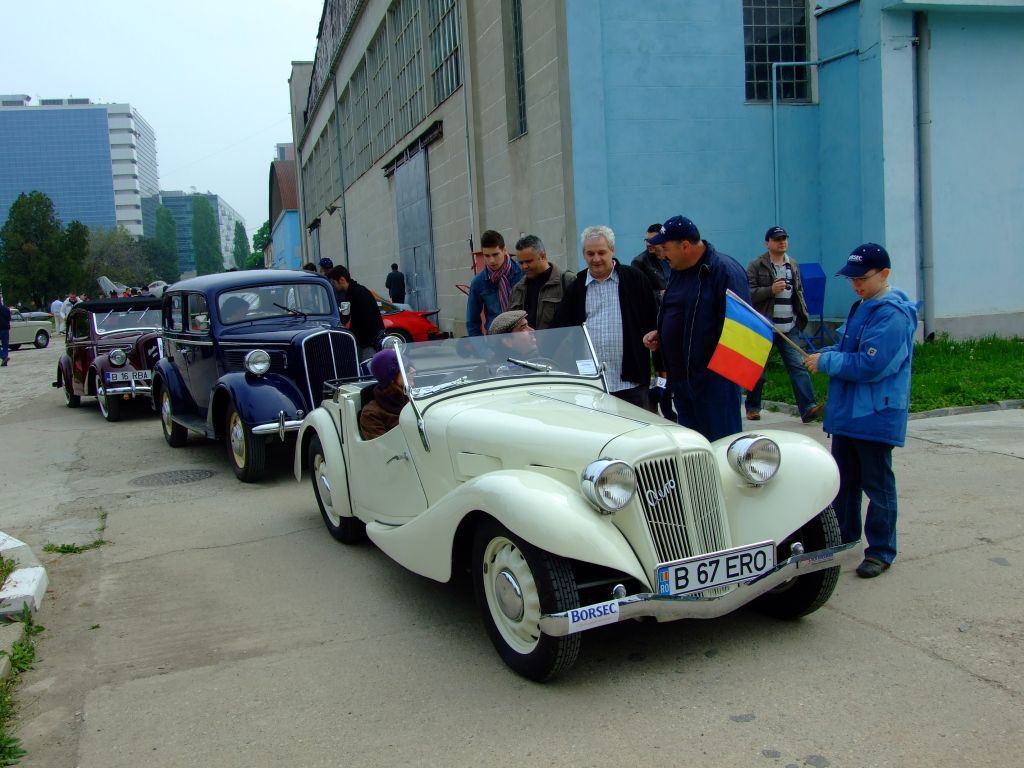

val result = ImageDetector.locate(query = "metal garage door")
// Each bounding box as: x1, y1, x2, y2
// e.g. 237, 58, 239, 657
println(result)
394, 149, 437, 311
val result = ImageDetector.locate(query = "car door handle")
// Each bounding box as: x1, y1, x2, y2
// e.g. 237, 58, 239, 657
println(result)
386, 452, 409, 464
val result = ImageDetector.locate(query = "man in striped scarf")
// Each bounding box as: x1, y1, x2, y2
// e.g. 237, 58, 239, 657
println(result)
465, 229, 523, 336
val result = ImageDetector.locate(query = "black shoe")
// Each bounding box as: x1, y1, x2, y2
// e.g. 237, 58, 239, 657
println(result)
801, 403, 825, 423
1, 358, 7, 367
856, 557, 890, 578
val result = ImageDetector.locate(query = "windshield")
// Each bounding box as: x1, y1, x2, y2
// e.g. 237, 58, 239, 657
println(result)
217, 283, 334, 325
400, 326, 603, 400
92, 307, 160, 334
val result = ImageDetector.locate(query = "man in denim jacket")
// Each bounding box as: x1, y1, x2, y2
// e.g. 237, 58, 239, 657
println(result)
805, 243, 917, 579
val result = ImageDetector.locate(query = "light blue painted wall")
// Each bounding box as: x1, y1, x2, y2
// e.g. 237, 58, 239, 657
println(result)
926, 12, 1024, 319
564, 0, 822, 271
271, 211, 302, 271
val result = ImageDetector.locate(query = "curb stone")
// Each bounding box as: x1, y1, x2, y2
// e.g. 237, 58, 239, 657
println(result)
762, 398, 1023, 422
0, 532, 47, 684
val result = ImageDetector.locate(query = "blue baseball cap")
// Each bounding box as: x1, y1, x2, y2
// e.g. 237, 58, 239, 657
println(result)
647, 215, 700, 245
318, 257, 334, 269
837, 243, 890, 278
765, 226, 788, 240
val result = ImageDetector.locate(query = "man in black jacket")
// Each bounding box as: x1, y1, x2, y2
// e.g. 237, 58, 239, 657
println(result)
631, 223, 671, 299
552, 225, 659, 410
0, 295, 11, 366
327, 265, 384, 361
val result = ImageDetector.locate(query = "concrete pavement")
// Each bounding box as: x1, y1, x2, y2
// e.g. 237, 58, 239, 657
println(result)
1, 340, 1021, 767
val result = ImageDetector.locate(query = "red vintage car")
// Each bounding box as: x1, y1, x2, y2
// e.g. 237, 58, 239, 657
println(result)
377, 299, 446, 344
54, 297, 163, 421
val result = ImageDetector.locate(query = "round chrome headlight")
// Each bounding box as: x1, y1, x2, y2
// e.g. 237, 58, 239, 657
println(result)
727, 435, 781, 485
581, 459, 636, 514
244, 349, 271, 375
108, 348, 127, 366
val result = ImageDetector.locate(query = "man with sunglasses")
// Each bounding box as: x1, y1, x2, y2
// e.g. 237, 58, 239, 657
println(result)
804, 243, 918, 579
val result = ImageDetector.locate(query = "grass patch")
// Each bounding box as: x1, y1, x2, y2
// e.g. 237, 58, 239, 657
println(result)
0, 606, 44, 766
41, 541, 106, 555
760, 335, 1024, 413
0, 559, 13, 590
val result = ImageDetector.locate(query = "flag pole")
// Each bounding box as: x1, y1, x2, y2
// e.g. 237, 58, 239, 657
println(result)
773, 325, 811, 358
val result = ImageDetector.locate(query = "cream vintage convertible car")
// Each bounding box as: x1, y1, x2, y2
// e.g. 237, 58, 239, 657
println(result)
294, 326, 855, 681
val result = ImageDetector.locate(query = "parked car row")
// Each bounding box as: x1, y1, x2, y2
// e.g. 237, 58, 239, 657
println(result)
51, 271, 854, 681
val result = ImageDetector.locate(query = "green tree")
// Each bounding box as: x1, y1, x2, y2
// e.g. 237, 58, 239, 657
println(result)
140, 238, 179, 284
0, 191, 73, 306
63, 220, 91, 295
231, 221, 251, 270
192, 196, 223, 275
86, 227, 154, 288
154, 206, 180, 281
247, 219, 270, 270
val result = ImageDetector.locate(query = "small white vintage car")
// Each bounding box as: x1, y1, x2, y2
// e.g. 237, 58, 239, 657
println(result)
295, 326, 855, 681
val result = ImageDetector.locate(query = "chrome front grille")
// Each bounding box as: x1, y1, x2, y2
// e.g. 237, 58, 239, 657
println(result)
302, 330, 359, 407
634, 451, 731, 564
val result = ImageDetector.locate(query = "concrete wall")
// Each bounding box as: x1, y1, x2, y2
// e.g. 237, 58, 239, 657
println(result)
925, 11, 1024, 337
564, 0, 823, 276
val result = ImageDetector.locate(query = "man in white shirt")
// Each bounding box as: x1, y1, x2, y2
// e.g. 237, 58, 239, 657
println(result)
51, 297, 65, 333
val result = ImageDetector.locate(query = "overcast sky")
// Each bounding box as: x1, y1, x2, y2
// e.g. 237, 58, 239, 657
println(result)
1, 0, 323, 243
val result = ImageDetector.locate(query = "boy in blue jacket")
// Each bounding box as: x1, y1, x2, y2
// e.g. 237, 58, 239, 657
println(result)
804, 244, 917, 579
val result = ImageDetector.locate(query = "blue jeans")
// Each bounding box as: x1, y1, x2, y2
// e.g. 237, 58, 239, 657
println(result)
0, 329, 8, 361
831, 434, 898, 565
673, 373, 742, 442
745, 327, 817, 416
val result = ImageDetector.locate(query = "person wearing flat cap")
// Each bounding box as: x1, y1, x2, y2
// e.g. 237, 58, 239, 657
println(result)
642, 215, 750, 441
471, 310, 540, 377
359, 348, 409, 440
804, 243, 917, 579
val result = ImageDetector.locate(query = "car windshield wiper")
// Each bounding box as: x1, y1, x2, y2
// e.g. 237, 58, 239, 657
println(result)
411, 376, 470, 397
506, 357, 552, 372
273, 302, 307, 319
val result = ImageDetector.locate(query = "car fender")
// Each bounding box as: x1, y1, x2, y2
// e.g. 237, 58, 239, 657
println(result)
153, 358, 196, 413
712, 429, 840, 545
210, 372, 307, 432
55, 354, 74, 390
293, 409, 354, 520
366, 470, 650, 587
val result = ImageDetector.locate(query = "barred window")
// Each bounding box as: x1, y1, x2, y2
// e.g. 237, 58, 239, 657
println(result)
502, 0, 527, 139
390, 0, 425, 139
351, 61, 371, 177
367, 23, 395, 162
338, 86, 356, 188
743, 0, 810, 102
427, 0, 461, 106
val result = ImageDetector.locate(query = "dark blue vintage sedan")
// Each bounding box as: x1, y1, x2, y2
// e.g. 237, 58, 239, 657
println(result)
153, 270, 359, 482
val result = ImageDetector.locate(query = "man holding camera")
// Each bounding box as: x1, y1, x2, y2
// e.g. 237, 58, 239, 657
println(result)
744, 226, 824, 423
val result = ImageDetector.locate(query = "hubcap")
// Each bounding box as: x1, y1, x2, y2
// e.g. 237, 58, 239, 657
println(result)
229, 412, 246, 467
161, 393, 173, 432
482, 536, 541, 653
313, 454, 337, 523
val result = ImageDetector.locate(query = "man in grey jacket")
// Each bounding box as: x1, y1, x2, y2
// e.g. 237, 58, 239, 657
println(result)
508, 234, 575, 330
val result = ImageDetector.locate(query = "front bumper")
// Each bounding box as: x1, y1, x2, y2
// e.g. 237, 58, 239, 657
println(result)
538, 541, 859, 637
100, 380, 153, 398
251, 411, 303, 439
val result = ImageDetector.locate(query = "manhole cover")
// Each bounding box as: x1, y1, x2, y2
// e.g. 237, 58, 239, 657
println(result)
130, 469, 216, 487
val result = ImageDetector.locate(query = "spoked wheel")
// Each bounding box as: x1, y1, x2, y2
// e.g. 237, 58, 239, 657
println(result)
97, 388, 122, 422
473, 520, 581, 681
753, 505, 842, 619
226, 402, 265, 482
159, 387, 187, 447
309, 434, 364, 543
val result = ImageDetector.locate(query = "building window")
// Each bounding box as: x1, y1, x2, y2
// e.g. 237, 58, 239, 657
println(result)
390, 0, 425, 139
743, 0, 810, 102
367, 22, 395, 162
351, 61, 371, 176
427, 0, 461, 106
502, 0, 527, 139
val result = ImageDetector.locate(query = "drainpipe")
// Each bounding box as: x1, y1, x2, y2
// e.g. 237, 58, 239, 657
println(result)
331, 77, 351, 269
914, 13, 935, 337
771, 49, 859, 224
459, 0, 478, 260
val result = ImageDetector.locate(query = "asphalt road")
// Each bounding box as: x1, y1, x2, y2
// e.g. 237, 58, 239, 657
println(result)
2, 340, 1021, 767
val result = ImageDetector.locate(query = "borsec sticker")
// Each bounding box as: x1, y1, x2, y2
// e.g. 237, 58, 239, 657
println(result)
566, 599, 620, 633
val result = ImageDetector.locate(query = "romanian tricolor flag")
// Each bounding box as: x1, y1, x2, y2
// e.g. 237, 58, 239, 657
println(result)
707, 289, 774, 390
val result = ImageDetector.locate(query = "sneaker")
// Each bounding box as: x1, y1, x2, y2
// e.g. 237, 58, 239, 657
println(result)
745, 410, 760, 421
801, 403, 825, 423
856, 557, 891, 578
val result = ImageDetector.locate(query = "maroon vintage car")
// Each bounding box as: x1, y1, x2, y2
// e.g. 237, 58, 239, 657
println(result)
54, 297, 163, 421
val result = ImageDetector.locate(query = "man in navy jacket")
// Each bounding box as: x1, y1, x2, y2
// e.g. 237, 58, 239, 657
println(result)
643, 215, 750, 441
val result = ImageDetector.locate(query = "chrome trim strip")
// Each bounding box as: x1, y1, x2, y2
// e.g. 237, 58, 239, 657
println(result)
99, 386, 153, 396
252, 420, 303, 435
538, 542, 859, 637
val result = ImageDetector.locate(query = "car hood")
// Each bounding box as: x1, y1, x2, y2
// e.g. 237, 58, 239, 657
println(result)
429, 384, 709, 477
215, 322, 338, 345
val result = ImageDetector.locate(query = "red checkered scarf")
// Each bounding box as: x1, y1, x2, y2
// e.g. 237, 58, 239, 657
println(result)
487, 257, 514, 312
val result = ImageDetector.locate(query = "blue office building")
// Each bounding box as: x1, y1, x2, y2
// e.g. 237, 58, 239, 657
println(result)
0, 100, 116, 231
0, 95, 160, 238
